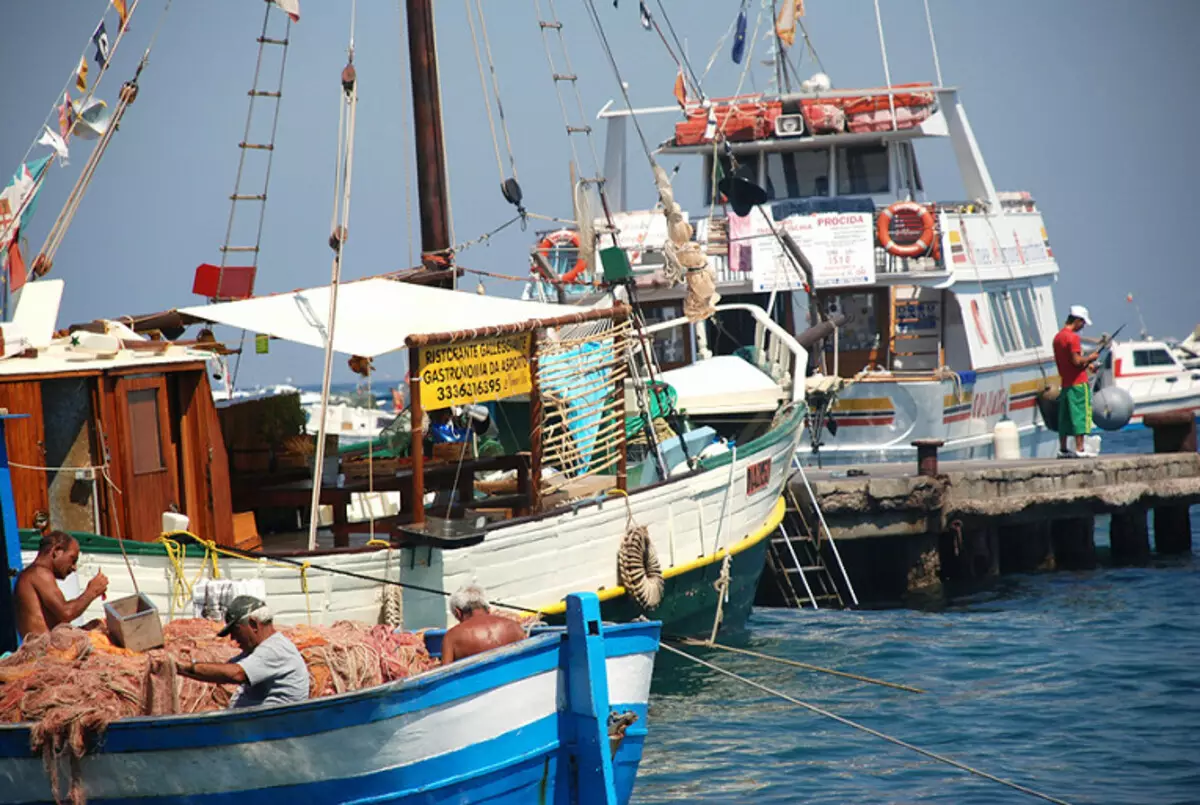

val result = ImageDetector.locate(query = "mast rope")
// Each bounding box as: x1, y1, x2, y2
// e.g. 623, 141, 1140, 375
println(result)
463, 0, 506, 188
661, 642, 1076, 805
651, 0, 705, 99
307, 0, 359, 552
467, 0, 519, 184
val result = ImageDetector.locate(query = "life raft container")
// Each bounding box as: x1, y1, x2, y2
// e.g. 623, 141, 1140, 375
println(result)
877, 201, 936, 258
617, 524, 664, 610
537, 229, 587, 283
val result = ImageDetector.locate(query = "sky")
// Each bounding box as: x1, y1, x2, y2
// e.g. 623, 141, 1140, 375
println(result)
1, 0, 1197, 387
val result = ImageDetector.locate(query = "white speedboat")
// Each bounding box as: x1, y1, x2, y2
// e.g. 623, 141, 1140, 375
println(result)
1096, 338, 1200, 425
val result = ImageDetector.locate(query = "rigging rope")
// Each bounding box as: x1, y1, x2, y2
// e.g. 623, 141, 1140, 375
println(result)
308, 3, 359, 552
652, 0, 704, 100
463, 0, 506, 186
661, 642, 1075, 805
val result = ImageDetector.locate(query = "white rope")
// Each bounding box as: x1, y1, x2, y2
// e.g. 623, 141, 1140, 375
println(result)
9, 461, 109, 473
308, 8, 358, 552
922, 0, 945, 87
872, 0, 898, 131
463, 0, 505, 184
473, 0, 518, 182
707, 551, 732, 645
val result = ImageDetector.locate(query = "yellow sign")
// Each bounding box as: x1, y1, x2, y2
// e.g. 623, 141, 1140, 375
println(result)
418, 333, 532, 409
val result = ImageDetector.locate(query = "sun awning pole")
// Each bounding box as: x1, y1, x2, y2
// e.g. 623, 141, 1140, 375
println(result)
307, 14, 359, 552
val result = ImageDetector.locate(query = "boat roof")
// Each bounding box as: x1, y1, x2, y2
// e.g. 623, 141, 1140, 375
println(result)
658, 355, 785, 415
0, 338, 212, 377
179, 277, 596, 357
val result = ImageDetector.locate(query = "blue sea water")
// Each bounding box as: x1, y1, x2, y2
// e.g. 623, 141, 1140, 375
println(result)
636, 429, 1200, 804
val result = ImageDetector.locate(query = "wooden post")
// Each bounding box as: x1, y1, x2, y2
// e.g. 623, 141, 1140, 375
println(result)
528, 331, 542, 513
409, 347, 425, 526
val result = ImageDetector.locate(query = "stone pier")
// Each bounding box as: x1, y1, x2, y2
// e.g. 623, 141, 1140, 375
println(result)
784, 452, 1200, 604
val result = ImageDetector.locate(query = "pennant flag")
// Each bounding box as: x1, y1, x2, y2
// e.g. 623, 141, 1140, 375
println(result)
37, 126, 69, 164
1126, 293, 1134, 303
57, 93, 72, 138
255, 333, 270, 354
75, 56, 88, 93
732, 8, 748, 64
0, 156, 51, 253
639, 1, 652, 30
673, 68, 687, 109
113, 0, 130, 31
272, 0, 300, 22
92, 21, 110, 68
7, 229, 27, 293
775, 0, 804, 48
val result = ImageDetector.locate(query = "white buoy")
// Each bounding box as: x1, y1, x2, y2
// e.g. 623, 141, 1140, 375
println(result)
993, 419, 1020, 460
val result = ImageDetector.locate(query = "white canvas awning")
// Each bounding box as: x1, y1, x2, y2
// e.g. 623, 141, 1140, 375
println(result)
178, 277, 589, 357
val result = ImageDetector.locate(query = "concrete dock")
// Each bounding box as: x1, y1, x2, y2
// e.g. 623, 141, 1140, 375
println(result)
764, 442, 1200, 605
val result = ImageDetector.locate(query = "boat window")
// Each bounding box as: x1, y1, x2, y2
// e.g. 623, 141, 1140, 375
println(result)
1010, 288, 1043, 349
1133, 349, 1176, 368
128, 388, 165, 474
641, 303, 691, 370
986, 291, 1019, 354
836, 145, 889, 195
764, 150, 830, 200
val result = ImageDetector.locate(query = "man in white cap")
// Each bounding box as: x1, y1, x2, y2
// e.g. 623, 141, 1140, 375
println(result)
1052, 305, 1101, 458
175, 595, 310, 709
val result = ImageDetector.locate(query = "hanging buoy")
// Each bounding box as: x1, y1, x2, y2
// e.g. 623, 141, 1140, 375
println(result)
537, 229, 587, 282
877, 201, 935, 258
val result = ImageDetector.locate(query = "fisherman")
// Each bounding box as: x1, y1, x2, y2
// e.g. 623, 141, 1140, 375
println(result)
1053, 304, 1101, 458
13, 531, 108, 640
441, 584, 526, 665
175, 595, 310, 709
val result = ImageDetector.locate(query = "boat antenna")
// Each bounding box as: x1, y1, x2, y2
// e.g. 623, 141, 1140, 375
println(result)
307, 1, 360, 552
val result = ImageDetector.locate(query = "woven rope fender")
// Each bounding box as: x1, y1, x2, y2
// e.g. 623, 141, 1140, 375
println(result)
618, 523, 664, 610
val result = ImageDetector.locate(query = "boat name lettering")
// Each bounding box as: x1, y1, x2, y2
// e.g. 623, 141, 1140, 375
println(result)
746, 458, 772, 496
971, 388, 1008, 419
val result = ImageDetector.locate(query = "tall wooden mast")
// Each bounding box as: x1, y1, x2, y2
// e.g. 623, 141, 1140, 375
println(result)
404, 0, 453, 273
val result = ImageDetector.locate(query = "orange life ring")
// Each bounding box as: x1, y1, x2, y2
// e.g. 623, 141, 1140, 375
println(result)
537, 229, 587, 283
877, 201, 935, 258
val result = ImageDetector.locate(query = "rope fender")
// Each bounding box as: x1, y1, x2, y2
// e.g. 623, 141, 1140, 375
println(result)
617, 524, 664, 610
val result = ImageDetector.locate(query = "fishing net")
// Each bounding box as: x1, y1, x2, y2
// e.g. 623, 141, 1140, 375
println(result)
0, 620, 439, 805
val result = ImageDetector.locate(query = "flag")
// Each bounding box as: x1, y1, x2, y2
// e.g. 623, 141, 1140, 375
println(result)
0, 156, 51, 253
255, 333, 270, 354
92, 21, 110, 68
113, 0, 129, 31
1126, 294, 1134, 303
673, 68, 687, 109
38, 126, 69, 164
57, 93, 72, 138
75, 56, 88, 92
638, 1, 651, 29
6, 229, 26, 293
272, 0, 300, 22
775, 0, 804, 48
732, 8, 748, 64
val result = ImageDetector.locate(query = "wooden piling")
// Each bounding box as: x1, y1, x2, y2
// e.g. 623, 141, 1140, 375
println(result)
1109, 506, 1150, 562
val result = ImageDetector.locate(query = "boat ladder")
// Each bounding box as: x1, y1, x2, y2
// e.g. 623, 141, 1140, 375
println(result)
212, 1, 293, 301
766, 456, 859, 609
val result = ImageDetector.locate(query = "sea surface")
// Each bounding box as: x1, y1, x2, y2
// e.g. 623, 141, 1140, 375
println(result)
635, 428, 1200, 805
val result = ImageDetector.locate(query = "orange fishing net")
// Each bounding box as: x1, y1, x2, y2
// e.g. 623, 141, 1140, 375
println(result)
0, 619, 439, 805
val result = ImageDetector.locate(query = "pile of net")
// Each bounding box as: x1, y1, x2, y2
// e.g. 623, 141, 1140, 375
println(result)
0, 619, 439, 804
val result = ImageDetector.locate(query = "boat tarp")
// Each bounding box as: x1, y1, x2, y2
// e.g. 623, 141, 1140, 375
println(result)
178, 277, 587, 358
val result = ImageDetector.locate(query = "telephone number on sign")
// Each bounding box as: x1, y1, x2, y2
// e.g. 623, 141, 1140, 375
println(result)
432, 378, 504, 402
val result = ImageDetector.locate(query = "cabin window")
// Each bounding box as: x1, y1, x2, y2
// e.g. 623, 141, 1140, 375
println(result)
1133, 349, 1176, 368
764, 150, 830, 200
1010, 288, 1043, 349
128, 388, 165, 474
986, 291, 1019, 354
836, 145, 889, 195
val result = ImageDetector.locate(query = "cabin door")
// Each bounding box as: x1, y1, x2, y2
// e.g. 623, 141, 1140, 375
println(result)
116, 374, 181, 541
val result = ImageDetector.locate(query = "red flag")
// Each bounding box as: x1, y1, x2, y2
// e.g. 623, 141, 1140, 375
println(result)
7, 229, 26, 292
673, 69, 687, 109
1126, 293, 1134, 303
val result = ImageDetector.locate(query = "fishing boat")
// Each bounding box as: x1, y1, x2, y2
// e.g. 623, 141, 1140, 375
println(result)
530, 7, 1072, 467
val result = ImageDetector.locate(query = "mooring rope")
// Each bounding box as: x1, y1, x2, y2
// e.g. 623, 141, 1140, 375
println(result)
661, 642, 1074, 805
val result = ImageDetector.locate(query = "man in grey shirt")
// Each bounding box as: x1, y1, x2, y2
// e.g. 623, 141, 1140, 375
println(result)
175, 595, 310, 709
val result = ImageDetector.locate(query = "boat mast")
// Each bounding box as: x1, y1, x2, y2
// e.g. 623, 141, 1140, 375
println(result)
404, 0, 453, 274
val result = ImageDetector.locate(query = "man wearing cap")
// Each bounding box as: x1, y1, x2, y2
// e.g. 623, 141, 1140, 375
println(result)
1052, 305, 1101, 458
176, 595, 310, 709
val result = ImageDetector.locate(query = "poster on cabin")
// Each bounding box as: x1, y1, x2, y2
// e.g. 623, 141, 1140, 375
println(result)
749, 211, 875, 291
941, 212, 1053, 269
417, 333, 532, 409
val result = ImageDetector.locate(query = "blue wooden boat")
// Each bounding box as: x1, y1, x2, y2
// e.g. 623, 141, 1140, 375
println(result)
0, 596, 660, 804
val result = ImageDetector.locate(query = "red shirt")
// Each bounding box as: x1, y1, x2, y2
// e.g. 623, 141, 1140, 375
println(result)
1053, 327, 1086, 387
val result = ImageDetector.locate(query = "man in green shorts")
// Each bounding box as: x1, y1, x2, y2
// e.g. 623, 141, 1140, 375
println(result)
1052, 305, 1100, 458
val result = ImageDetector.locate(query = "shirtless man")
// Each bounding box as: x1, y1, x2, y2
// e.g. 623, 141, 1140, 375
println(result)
13, 531, 108, 639
441, 584, 526, 665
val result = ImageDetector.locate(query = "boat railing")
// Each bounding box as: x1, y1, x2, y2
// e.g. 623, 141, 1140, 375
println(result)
639, 303, 806, 404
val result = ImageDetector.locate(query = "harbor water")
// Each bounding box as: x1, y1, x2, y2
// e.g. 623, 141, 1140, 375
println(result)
636, 428, 1200, 804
